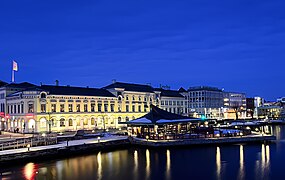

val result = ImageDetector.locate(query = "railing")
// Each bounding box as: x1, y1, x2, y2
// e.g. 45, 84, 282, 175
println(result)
0, 134, 57, 151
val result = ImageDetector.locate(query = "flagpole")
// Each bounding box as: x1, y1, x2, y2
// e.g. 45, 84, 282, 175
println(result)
12, 69, 14, 83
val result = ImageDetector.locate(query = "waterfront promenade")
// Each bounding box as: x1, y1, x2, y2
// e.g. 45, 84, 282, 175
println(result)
0, 136, 128, 156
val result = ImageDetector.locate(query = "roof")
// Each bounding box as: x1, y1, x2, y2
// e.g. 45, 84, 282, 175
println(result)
178, 87, 187, 92
0, 80, 8, 87
188, 86, 223, 92
3, 82, 36, 89
40, 85, 116, 97
103, 82, 154, 93
154, 88, 184, 98
123, 105, 200, 125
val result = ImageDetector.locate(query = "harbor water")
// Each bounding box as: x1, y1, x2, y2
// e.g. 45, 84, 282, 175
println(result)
1, 125, 285, 180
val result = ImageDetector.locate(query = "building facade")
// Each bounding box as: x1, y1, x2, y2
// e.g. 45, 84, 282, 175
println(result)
187, 86, 224, 119
155, 88, 188, 115
5, 84, 149, 133
223, 92, 246, 119
0, 82, 36, 130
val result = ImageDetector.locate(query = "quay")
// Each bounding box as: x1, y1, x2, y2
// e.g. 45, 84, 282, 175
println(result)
0, 136, 129, 165
0, 133, 276, 165
130, 134, 276, 147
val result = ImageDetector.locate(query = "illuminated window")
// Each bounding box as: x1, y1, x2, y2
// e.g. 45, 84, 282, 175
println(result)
91, 117, 95, 125
69, 119, 73, 126
83, 118, 88, 125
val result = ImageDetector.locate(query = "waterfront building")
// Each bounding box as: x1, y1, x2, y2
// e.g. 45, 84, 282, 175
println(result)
125, 105, 200, 140
155, 87, 188, 116
187, 86, 224, 119
5, 83, 150, 133
246, 98, 255, 118
223, 92, 246, 119
257, 105, 281, 119
103, 81, 158, 115
254, 97, 264, 118
0, 82, 36, 130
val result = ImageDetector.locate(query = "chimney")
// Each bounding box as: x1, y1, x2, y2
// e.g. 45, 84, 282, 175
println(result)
112, 79, 116, 84
55, 80, 59, 86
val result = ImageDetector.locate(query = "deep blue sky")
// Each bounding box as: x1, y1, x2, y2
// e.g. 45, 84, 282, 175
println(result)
0, 0, 285, 100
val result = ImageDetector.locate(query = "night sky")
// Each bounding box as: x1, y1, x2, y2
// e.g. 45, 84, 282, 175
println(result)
0, 0, 285, 100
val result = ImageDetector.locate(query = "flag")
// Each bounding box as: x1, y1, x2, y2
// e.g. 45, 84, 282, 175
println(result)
13, 61, 18, 71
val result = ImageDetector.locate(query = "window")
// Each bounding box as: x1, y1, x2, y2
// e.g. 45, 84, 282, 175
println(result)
126, 117, 129, 121
18, 104, 20, 114
91, 118, 95, 125
76, 104, 80, 112
126, 96, 129, 100
132, 105, 135, 112
69, 119, 73, 126
132, 96, 135, 101
138, 96, 141, 101
138, 106, 141, 112
51, 104, 58, 112
68, 104, 73, 112
110, 104, 114, 112
118, 117, 122, 122
126, 105, 129, 112
84, 104, 88, 112
28, 104, 34, 113
40, 93, 46, 98
51, 119, 56, 127
60, 118, 65, 127
83, 118, 88, 125
104, 104, 108, 112
91, 103, 95, 112
98, 104, 102, 112
41, 104, 46, 113
60, 104, 65, 112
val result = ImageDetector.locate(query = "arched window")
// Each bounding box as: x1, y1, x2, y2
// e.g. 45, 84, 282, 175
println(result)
132, 116, 135, 120
126, 96, 129, 100
132, 96, 135, 101
138, 96, 141, 101
69, 119, 73, 126
118, 96, 122, 101
51, 118, 56, 127
126, 117, 129, 121
91, 117, 95, 125
83, 118, 88, 125
118, 117, 122, 122
40, 93, 46, 99
60, 118, 65, 127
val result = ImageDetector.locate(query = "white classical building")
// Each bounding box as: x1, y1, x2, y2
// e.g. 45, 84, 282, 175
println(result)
0, 82, 36, 130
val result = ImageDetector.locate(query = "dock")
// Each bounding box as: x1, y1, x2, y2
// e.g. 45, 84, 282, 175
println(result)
130, 134, 276, 147
0, 136, 129, 165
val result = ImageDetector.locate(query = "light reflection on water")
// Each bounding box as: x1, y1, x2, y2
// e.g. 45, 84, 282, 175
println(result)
238, 145, 244, 180
216, 146, 221, 180
1, 125, 285, 180
166, 149, 171, 180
